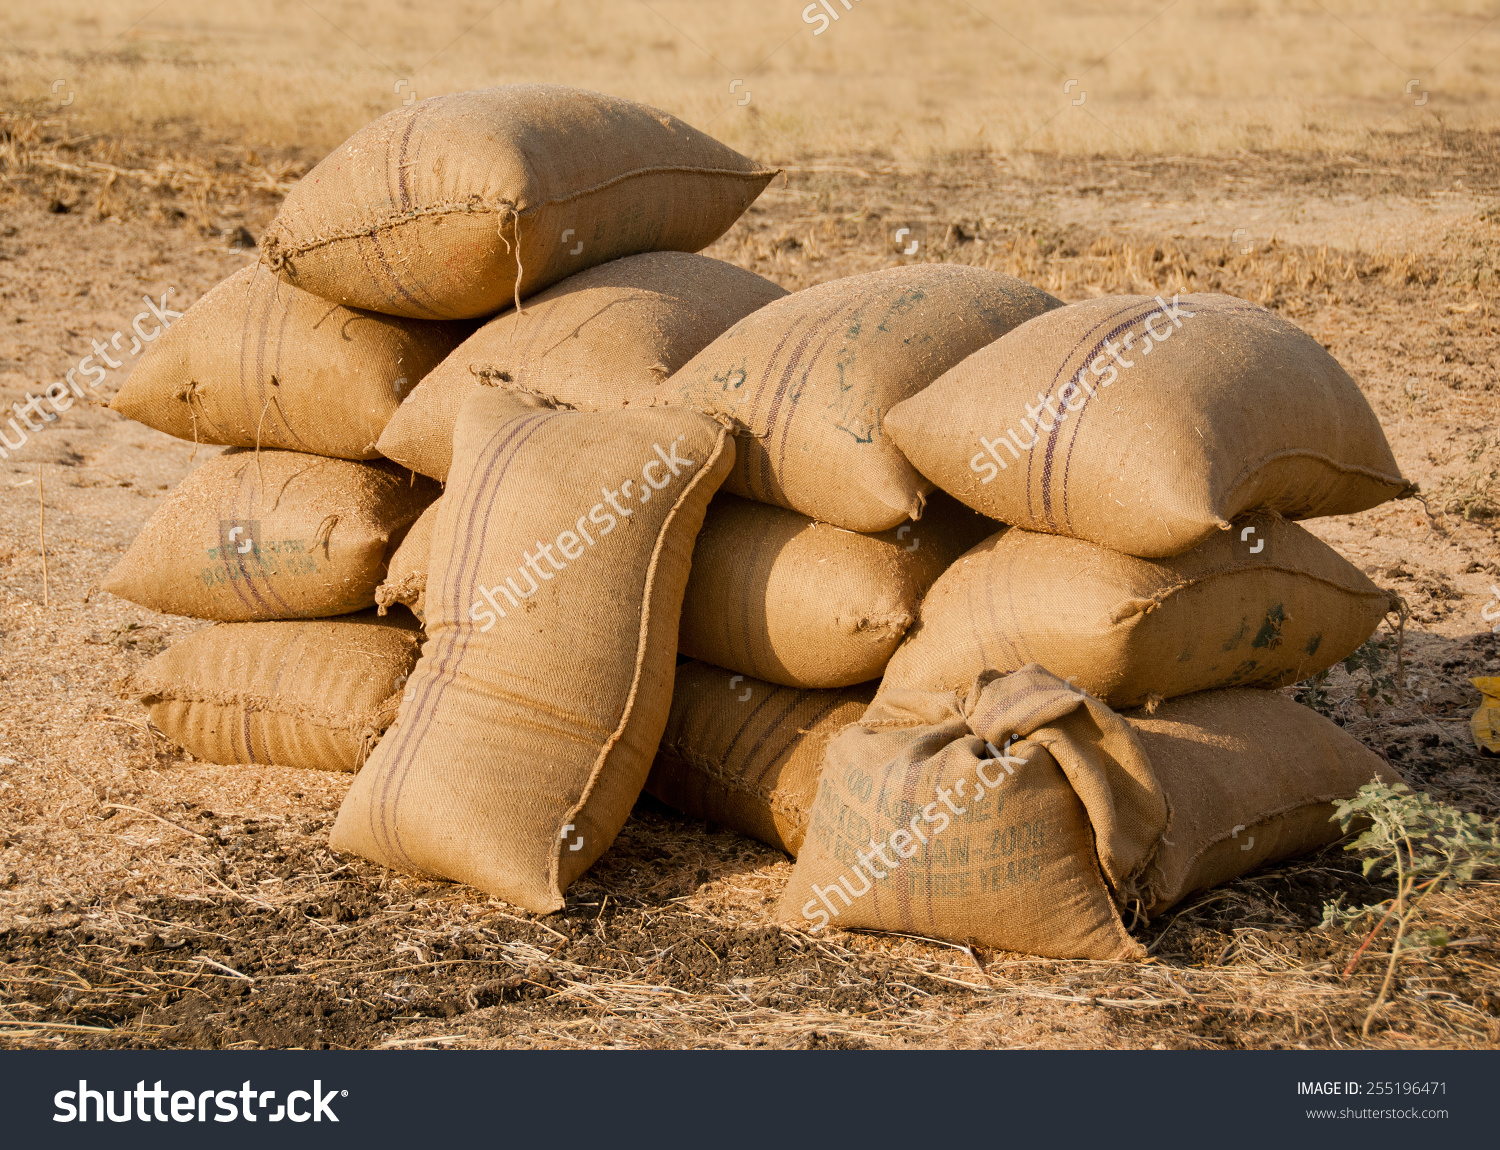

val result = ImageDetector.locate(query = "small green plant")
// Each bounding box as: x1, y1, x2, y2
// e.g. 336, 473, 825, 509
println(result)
1294, 603, 1407, 719
1321, 780, 1500, 1037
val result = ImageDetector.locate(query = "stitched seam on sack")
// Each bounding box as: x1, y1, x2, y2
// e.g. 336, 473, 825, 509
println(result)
657, 744, 795, 812
1107, 566, 1396, 624
1151, 794, 1349, 886
1217, 447, 1411, 510
263, 166, 779, 259
136, 691, 401, 733
548, 424, 732, 897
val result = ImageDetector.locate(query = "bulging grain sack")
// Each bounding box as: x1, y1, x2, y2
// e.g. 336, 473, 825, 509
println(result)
375, 495, 441, 623
663, 265, 1062, 532
260, 85, 778, 320
880, 511, 1393, 709
331, 387, 734, 911
110, 266, 469, 460
1133, 688, 1400, 915
778, 666, 1400, 957
680, 491, 997, 688
885, 293, 1411, 558
778, 665, 1166, 960
377, 253, 787, 481
645, 660, 876, 855
102, 449, 439, 621
131, 610, 421, 772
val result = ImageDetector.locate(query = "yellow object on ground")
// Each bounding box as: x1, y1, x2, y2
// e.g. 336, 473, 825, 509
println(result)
1473, 678, 1500, 754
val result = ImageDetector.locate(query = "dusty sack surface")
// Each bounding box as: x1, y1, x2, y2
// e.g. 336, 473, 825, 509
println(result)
646, 661, 876, 856
662, 265, 1062, 532
778, 666, 1167, 960
260, 85, 778, 320
131, 610, 422, 773
376, 253, 787, 481
375, 495, 440, 623
679, 490, 996, 688
109, 265, 469, 460
880, 511, 1392, 708
885, 292, 1410, 557
332, 387, 734, 911
1130, 688, 1401, 914
102, 449, 440, 621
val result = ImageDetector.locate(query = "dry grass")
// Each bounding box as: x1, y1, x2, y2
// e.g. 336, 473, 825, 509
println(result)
3, 1, 1500, 161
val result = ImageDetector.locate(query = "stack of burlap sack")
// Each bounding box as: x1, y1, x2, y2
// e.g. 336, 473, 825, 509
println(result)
108, 85, 1414, 961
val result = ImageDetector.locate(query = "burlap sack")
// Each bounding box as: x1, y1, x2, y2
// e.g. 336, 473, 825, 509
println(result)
663, 265, 1061, 532
131, 610, 421, 772
102, 449, 439, 621
331, 387, 734, 911
260, 85, 777, 320
779, 668, 1399, 958
778, 665, 1166, 960
1133, 688, 1400, 915
377, 253, 787, 481
645, 661, 876, 855
885, 293, 1411, 558
880, 511, 1392, 708
375, 496, 440, 623
680, 491, 997, 688
110, 265, 469, 460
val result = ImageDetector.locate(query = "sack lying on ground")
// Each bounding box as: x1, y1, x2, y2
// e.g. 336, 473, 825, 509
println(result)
663, 265, 1061, 532
110, 265, 469, 460
885, 293, 1410, 558
375, 496, 440, 623
102, 449, 439, 621
1131, 687, 1399, 914
131, 610, 421, 772
679, 491, 996, 688
645, 660, 876, 855
377, 253, 787, 481
332, 387, 734, 911
777, 666, 1398, 958
879, 512, 1392, 708
260, 85, 777, 320
778, 665, 1166, 960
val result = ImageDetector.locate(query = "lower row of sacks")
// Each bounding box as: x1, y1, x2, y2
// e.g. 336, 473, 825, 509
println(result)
123, 385, 1397, 961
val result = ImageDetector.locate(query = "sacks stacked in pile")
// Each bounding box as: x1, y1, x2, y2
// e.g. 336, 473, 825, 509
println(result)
108, 86, 1416, 959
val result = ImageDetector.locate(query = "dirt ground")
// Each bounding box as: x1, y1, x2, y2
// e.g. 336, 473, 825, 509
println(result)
1, 114, 1498, 1050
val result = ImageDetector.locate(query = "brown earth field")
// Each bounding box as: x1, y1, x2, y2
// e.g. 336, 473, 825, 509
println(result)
1, 114, 1498, 1050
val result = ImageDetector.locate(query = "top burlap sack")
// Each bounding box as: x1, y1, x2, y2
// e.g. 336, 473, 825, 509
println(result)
662, 265, 1062, 532
885, 293, 1411, 558
260, 85, 778, 320
377, 252, 787, 480
331, 387, 734, 912
110, 265, 469, 460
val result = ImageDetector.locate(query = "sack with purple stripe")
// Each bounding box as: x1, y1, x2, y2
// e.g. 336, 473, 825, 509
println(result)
886, 293, 1410, 558
331, 387, 734, 911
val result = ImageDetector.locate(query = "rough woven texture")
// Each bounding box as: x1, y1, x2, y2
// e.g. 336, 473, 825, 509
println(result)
778, 665, 1166, 960
880, 512, 1392, 708
1130, 688, 1400, 915
885, 292, 1410, 558
376, 252, 787, 480
331, 387, 734, 912
132, 611, 422, 773
662, 265, 1062, 531
679, 491, 997, 689
259, 85, 778, 319
375, 496, 440, 623
645, 661, 876, 856
110, 265, 469, 460
102, 449, 440, 621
